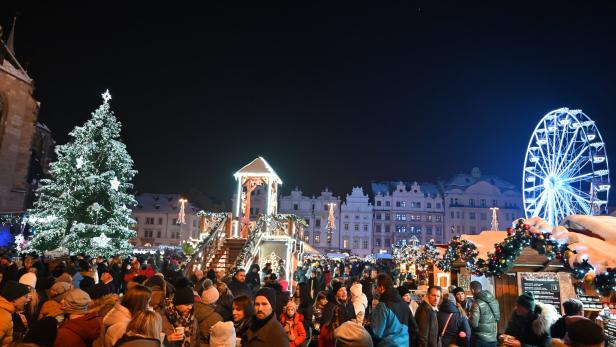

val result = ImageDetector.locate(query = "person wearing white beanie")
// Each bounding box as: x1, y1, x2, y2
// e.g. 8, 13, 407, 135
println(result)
195, 279, 223, 346
210, 321, 236, 347
19, 272, 37, 289
19, 272, 40, 327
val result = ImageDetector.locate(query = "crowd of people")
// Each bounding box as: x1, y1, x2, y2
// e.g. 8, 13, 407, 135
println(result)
0, 253, 610, 347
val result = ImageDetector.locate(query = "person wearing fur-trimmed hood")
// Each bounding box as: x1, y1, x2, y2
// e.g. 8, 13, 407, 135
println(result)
504, 292, 560, 347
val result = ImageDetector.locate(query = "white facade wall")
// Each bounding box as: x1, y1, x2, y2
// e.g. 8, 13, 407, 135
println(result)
132, 193, 201, 247
340, 187, 373, 257
372, 181, 445, 253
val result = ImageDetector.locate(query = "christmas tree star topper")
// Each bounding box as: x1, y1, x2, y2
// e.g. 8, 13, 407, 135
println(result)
102, 89, 112, 103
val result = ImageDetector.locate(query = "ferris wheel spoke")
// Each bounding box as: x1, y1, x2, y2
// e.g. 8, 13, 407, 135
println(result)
557, 145, 589, 178
561, 159, 591, 182
533, 189, 549, 216
560, 171, 595, 184
554, 120, 570, 169
555, 126, 581, 174
554, 190, 575, 217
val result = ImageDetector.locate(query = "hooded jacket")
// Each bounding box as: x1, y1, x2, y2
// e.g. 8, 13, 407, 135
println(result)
0, 296, 15, 347
371, 287, 410, 347
54, 312, 101, 347
102, 303, 131, 347
279, 312, 307, 347
350, 283, 368, 322
469, 290, 500, 342
194, 301, 223, 346
505, 302, 560, 347
438, 299, 471, 347
415, 298, 439, 347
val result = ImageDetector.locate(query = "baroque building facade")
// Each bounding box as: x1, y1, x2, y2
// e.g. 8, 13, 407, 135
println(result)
340, 187, 373, 257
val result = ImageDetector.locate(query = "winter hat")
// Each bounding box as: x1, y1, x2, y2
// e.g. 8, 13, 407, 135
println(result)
50, 282, 72, 300
79, 276, 95, 289
100, 272, 113, 284
19, 272, 37, 288
397, 286, 410, 298
201, 279, 220, 305
405, 273, 414, 280
516, 291, 535, 312
173, 285, 195, 306
210, 321, 236, 347
145, 274, 166, 289
255, 287, 277, 309
56, 273, 73, 284
23, 316, 58, 347
85, 282, 111, 300
133, 275, 147, 284
568, 318, 605, 345
350, 283, 362, 297
334, 320, 372, 347
331, 280, 344, 296
1, 280, 30, 301
62, 288, 92, 314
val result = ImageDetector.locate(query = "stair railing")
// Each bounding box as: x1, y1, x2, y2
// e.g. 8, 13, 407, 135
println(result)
187, 213, 228, 275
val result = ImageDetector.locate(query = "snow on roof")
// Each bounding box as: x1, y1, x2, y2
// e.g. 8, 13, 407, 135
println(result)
370, 181, 440, 198
133, 193, 200, 214
234, 156, 282, 183
461, 230, 507, 259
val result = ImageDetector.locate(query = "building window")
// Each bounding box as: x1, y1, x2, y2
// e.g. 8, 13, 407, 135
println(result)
144, 230, 153, 238
314, 234, 320, 244
324, 205, 328, 211
450, 212, 455, 219
385, 239, 391, 247
376, 213, 382, 220
480, 199, 486, 207
344, 223, 349, 231
396, 201, 401, 207
469, 199, 475, 207
343, 239, 349, 248
427, 203, 432, 209
396, 225, 407, 233
305, 219, 310, 226
436, 227, 442, 235
375, 239, 381, 247
385, 214, 390, 221
436, 203, 442, 209
395, 214, 407, 221
385, 201, 390, 207
426, 226, 433, 235
376, 224, 382, 232
145, 217, 154, 225
354, 224, 359, 231
344, 215, 349, 219
384, 225, 390, 233
481, 213, 487, 220
416, 215, 422, 222
436, 215, 442, 222
353, 239, 359, 249
158, 218, 163, 225
315, 219, 321, 227
363, 224, 368, 231
304, 235, 309, 242
470, 212, 476, 220
172, 218, 178, 224
157, 230, 161, 238
293, 203, 298, 210
355, 215, 360, 220
492, 200, 498, 207
416, 202, 421, 208
427, 215, 433, 222
376, 200, 382, 206
363, 240, 369, 249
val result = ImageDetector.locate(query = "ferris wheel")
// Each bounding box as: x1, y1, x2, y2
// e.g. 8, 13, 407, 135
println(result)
523, 108, 610, 226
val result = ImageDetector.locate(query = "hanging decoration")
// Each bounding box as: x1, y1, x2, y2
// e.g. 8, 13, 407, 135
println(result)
178, 198, 187, 225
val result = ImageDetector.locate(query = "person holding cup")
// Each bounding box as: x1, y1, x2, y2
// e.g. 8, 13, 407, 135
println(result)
162, 282, 198, 347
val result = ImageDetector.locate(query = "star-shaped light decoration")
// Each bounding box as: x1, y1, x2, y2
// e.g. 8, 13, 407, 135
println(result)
76, 157, 84, 169
102, 89, 112, 103
110, 177, 120, 191
92, 233, 111, 248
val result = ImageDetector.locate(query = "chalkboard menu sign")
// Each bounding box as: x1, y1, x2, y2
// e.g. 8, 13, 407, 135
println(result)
519, 272, 561, 314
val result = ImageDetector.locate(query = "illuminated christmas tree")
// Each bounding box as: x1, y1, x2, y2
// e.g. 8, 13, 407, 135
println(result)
29, 90, 137, 257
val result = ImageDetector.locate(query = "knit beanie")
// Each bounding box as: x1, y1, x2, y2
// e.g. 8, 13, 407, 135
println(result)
334, 320, 372, 347
568, 318, 605, 345
397, 286, 410, 298
1, 280, 30, 301
405, 273, 414, 280
85, 282, 111, 300
62, 288, 91, 314
173, 285, 195, 306
201, 279, 220, 305
255, 287, 277, 309
19, 272, 37, 288
210, 321, 236, 347
452, 287, 465, 296
516, 291, 535, 312
23, 316, 58, 347
331, 280, 343, 296
50, 282, 72, 301
56, 273, 73, 284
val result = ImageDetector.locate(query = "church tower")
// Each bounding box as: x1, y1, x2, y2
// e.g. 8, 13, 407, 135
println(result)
0, 20, 40, 211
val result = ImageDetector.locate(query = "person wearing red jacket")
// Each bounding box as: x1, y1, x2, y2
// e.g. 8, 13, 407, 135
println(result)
279, 301, 307, 347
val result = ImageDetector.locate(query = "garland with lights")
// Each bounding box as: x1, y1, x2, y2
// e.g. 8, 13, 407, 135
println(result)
392, 239, 441, 270
437, 236, 479, 273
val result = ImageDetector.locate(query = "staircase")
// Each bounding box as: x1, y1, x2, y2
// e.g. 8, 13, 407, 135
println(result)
207, 238, 247, 272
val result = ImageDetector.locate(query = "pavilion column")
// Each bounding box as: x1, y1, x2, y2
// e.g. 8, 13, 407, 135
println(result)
233, 178, 242, 238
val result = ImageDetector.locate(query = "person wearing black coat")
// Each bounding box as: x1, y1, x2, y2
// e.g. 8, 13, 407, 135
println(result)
246, 264, 261, 293
438, 295, 471, 347
227, 270, 253, 299
321, 280, 355, 327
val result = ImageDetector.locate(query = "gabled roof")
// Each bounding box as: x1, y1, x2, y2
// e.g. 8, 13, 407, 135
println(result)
371, 181, 440, 198
234, 156, 282, 183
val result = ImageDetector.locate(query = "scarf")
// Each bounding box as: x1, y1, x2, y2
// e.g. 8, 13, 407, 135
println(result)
164, 298, 194, 347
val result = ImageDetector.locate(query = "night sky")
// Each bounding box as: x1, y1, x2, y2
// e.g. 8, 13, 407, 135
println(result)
3, 2, 616, 206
